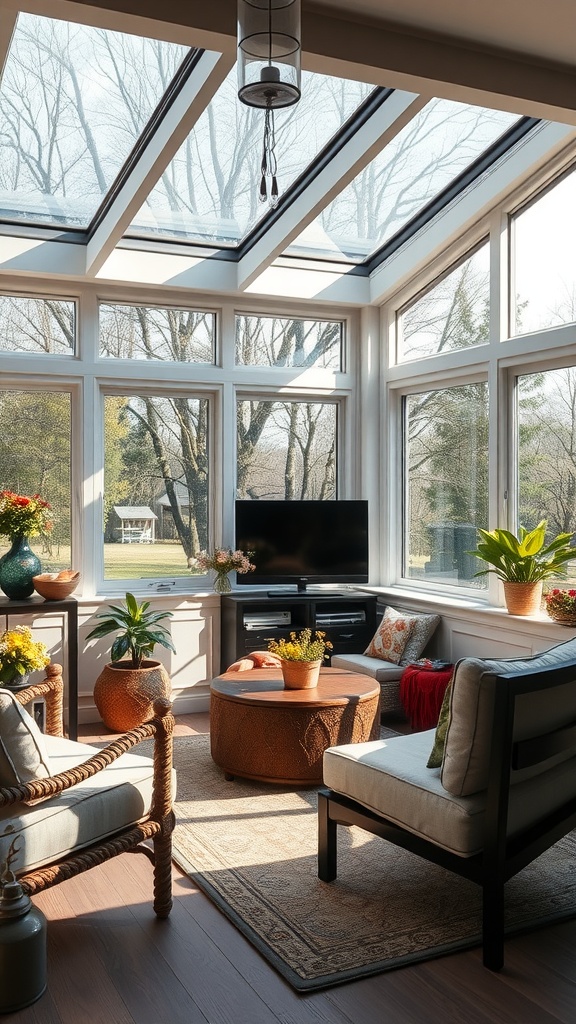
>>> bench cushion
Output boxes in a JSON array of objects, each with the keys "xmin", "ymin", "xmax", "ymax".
[
  {"xmin": 442, "ymin": 636, "xmax": 576, "ymax": 796},
  {"xmin": 330, "ymin": 653, "xmax": 403, "ymax": 682},
  {"xmin": 0, "ymin": 735, "xmax": 174, "ymax": 875}
]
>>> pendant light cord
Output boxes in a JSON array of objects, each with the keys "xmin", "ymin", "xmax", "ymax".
[{"xmin": 259, "ymin": 103, "xmax": 279, "ymax": 206}]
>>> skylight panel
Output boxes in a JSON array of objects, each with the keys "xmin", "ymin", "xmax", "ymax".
[
  {"xmin": 285, "ymin": 100, "xmax": 520, "ymax": 262},
  {"xmin": 0, "ymin": 14, "xmax": 189, "ymax": 229},
  {"xmin": 126, "ymin": 68, "xmax": 374, "ymax": 246}
]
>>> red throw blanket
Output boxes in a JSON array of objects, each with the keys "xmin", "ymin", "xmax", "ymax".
[{"xmin": 399, "ymin": 665, "xmax": 454, "ymax": 730}]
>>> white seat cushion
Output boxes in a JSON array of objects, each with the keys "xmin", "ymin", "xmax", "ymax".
[
  {"xmin": 0, "ymin": 735, "xmax": 176, "ymax": 875},
  {"xmin": 323, "ymin": 732, "xmax": 576, "ymax": 858},
  {"xmin": 331, "ymin": 654, "xmax": 403, "ymax": 682}
]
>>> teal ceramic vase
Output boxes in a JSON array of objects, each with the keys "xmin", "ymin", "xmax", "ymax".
[{"xmin": 0, "ymin": 536, "xmax": 41, "ymax": 599}]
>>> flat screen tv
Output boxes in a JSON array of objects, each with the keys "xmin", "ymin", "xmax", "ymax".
[{"xmin": 235, "ymin": 499, "xmax": 369, "ymax": 592}]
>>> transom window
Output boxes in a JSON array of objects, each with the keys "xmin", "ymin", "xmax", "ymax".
[{"xmin": 235, "ymin": 315, "xmax": 342, "ymax": 369}]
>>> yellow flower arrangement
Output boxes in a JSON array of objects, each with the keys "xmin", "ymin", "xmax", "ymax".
[
  {"xmin": 0, "ymin": 626, "xmax": 50, "ymax": 685},
  {"xmin": 268, "ymin": 627, "xmax": 332, "ymax": 663}
]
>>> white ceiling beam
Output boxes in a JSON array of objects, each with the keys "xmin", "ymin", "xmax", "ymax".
[
  {"xmin": 0, "ymin": 234, "xmax": 86, "ymax": 278},
  {"xmin": 369, "ymin": 120, "xmax": 576, "ymax": 305},
  {"xmin": 84, "ymin": 50, "xmax": 234, "ymax": 277},
  {"xmin": 237, "ymin": 90, "xmax": 426, "ymax": 291},
  {"xmin": 95, "ymin": 246, "xmax": 239, "ymax": 294}
]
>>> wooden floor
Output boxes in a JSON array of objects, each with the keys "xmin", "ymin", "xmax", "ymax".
[{"xmin": 6, "ymin": 713, "xmax": 576, "ymax": 1023}]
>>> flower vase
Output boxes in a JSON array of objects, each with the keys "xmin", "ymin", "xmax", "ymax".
[
  {"xmin": 0, "ymin": 535, "xmax": 41, "ymax": 599},
  {"xmin": 213, "ymin": 571, "xmax": 232, "ymax": 594}
]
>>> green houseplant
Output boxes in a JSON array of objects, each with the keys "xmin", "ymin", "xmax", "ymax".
[
  {"xmin": 86, "ymin": 593, "xmax": 176, "ymax": 731},
  {"xmin": 468, "ymin": 520, "xmax": 576, "ymax": 615}
]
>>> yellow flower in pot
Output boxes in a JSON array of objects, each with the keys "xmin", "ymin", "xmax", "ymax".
[
  {"xmin": 0, "ymin": 625, "xmax": 50, "ymax": 688},
  {"xmin": 268, "ymin": 628, "xmax": 333, "ymax": 689},
  {"xmin": 86, "ymin": 593, "xmax": 176, "ymax": 731}
]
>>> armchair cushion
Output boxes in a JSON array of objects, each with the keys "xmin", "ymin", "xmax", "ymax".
[
  {"xmin": 0, "ymin": 688, "xmax": 51, "ymax": 788},
  {"xmin": 0, "ymin": 735, "xmax": 169, "ymax": 875},
  {"xmin": 442, "ymin": 636, "xmax": 576, "ymax": 797}
]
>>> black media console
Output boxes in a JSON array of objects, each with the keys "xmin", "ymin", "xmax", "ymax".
[{"xmin": 220, "ymin": 590, "xmax": 377, "ymax": 673}]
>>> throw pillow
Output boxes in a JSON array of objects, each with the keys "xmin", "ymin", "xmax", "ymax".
[
  {"xmin": 0, "ymin": 688, "xmax": 52, "ymax": 788},
  {"xmin": 426, "ymin": 679, "xmax": 453, "ymax": 768},
  {"xmin": 364, "ymin": 606, "xmax": 418, "ymax": 664},
  {"xmin": 400, "ymin": 611, "xmax": 441, "ymax": 665}
]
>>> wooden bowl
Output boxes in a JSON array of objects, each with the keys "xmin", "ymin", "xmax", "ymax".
[{"xmin": 33, "ymin": 572, "xmax": 81, "ymax": 600}]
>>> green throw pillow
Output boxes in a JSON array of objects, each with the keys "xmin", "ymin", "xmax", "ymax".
[{"xmin": 426, "ymin": 682, "xmax": 452, "ymax": 769}]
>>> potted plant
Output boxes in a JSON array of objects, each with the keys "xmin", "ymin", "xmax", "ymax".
[
  {"xmin": 544, "ymin": 588, "xmax": 576, "ymax": 625},
  {"xmin": 0, "ymin": 625, "xmax": 50, "ymax": 688},
  {"xmin": 468, "ymin": 520, "xmax": 576, "ymax": 615},
  {"xmin": 267, "ymin": 627, "xmax": 333, "ymax": 689},
  {"xmin": 86, "ymin": 593, "xmax": 176, "ymax": 731}
]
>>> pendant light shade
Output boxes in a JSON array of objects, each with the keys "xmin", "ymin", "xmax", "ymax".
[{"xmin": 237, "ymin": 0, "xmax": 301, "ymax": 109}]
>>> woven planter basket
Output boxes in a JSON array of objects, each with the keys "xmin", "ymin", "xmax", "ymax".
[
  {"xmin": 93, "ymin": 660, "xmax": 171, "ymax": 732},
  {"xmin": 503, "ymin": 581, "xmax": 543, "ymax": 616},
  {"xmin": 546, "ymin": 607, "xmax": 576, "ymax": 626}
]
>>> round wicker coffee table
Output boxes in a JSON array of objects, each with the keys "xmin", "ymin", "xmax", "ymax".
[{"xmin": 209, "ymin": 666, "xmax": 380, "ymax": 785}]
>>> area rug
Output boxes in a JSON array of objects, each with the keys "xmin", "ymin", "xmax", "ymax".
[{"xmin": 170, "ymin": 732, "xmax": 576, "ymax": 992}]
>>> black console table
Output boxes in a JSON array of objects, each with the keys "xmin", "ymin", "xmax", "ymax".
[
  {"xmin": 220, "ymin": 590, "xmax": 377, "ymax": 673},
  {"xmin": 0, "ymin": 595, "xmax": 78, "ymax": 740}
]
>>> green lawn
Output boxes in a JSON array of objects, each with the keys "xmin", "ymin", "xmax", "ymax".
[{"xmin": 17, "ymin": 542, "xmax": 196, "ymax": 581}]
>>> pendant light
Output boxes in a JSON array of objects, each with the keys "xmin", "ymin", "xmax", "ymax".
[{"xmin": 237, "ymin": 0, "xmax": 301, "ymax": 206}]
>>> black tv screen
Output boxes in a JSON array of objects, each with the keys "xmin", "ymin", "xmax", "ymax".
[{"xmin": 235, "ymin": 500, "xmax": 369, "ymax": 592}]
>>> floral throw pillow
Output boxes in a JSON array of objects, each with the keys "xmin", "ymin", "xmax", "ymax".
[{"xmin": 364, "ymin": 607, "xmax": 418, "ymax": 664}]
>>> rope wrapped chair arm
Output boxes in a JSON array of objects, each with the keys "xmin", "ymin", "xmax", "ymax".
[
  {"xmin": 14, "ymin": 662, "xmax": 64, "ymax": 736},
  {"xmin": 0, "ymin": 698, "xmax": 174, "ymax": 810}
]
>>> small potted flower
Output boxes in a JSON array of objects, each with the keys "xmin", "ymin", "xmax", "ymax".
[
  {"xmin": 0, "ymin": 625, "xmax": 50, "ymax": 688},
  {"xmin": 0, "ymin": 490, "xmax": 54, "ymax": 599},
  {"xmin": 544, "ymin": 588, "xmax": 576, "ymax": 626},
  {"xmin": 190, "ymin": 547, "xmax": 255, "ymax": 593},
  {"xmin": 267, "ymin": 627, "xmax": 333, "ymax": 689}
]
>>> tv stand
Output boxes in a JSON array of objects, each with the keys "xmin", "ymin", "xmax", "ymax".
[{"xmin": 220, "ymin": 590, "xmax": 377, "ymax": 674}]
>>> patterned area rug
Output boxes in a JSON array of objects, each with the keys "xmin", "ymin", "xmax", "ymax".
[{"xmin": 170, "ymin": 731, "xmax": 576, "ymax": 992}]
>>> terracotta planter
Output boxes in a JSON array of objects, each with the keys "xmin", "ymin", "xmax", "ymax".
[
  {"xmin": 280, "ymin": 659, "xmax": 321, "ymax": 690},
  {"xmin": 93, "ymin": 659, "xmax": 171, "ymax": 732},
  {"xmin": 503, "ymin": 581, "xmax": 543, "ymax": 616}
]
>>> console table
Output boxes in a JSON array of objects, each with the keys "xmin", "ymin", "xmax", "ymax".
[{"xmin": 0, "ymin": 595, "xmax": 78, "ymax": 740}]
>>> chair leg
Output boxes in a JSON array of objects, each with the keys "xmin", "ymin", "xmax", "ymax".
[
  {"xmin": 152, "ymin": 832, "xmax": 173, "ymax": 918},
  {"xmin": 318, "ymin": 790, "xmax": 338, "ymax": 882},
  {"xmin": 482, "ymin": 879, "xmax": 505, "ymax": 971}
]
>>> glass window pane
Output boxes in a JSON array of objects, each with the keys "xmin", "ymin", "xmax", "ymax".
[
  {"xmin": 0, "ymin": 390, "xmax": 72, "ymax": 571},
  {"xmin": 0, "ymin": 295, "xmax": 75, "ymax": 355},
  {"xmin": 398, "ymin": 244, "xmax": 490, "ymax": 362},
  {"xmin": 237, "ymin": 400, "xmax": 337, "ymax": 499},
  {"xmin": 0, "ymin": 14, "xmax": 188, "ymax": 228},
  {"xmin": 100, "ymin": 304, "xmax": 215, "ymax": 362},
  {"xmin": 235, "ymin": 315, "xmax": 342, "ymax": 368},
  {"xmin": 103, "ymin": 394, "xmax": 209, "ymax": 580},
  {"xmin": 128, "ymin": 69, "xmax": 374, "ymax": 245},
  {"xmin": 287, "ymin": 100, "xmax": 519, "ymax": 261},
  {"xmin": 517, "ymin": 367, "xmax": 576, "ymax": 585},
  {"xmin": 513, "ymin": 171, "xmax": 576, "ymax": 336},
  {"xmin": 404, "ymin": 383, "xmax": 488, "ymax": 588}
]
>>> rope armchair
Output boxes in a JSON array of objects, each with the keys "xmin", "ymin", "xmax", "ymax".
[{"xmin": 0, "ymin": 663, "xmax": 175, "ymax": 918}]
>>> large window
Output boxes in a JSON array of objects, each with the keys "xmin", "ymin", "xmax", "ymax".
[
  {"xmin": 235, "ymin": 315, "xmax": 342, "ymax": 369},
  {"xmin": 103, "ymin": 393, "xmax": 210, "ymax": 581},
  {"xmin": 0, "ymin": 389, "xmax": 71, "ymax": 570},
  {"xmin": 403, "ymin": 383, "xmax": 488, "ymax": 588},
  {"xmin": 398, "ymin": 244, "xmax": 490, "ymax": 362},
  {"xmin": 512, "ymin": 168, "xmax": 576, "ymax": 336},
  {"xmin": 236, "ymin": 400, "xmax": 338, "ymax": 500},
  {"xmin": 99, "ymin": 303, "xmax": 216, "ymax": 363},
  {"xmin": 517, "ymin": 367, "xmax": 576, "ymax": 581}
]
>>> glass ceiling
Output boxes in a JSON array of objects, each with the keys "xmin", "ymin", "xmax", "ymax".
[{"xmin": 0, "ymin": 9, "xmax": 543, "ymax": 276}]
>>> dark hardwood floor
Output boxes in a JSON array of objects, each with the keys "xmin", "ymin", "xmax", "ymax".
[{"xmin": 6, "ymin": 713, "xmax": 576, "ymax": 1023}]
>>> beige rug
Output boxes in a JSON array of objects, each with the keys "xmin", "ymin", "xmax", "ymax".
[{"xmin": 170, "ymin": 732, "xmax": 576, "ymax": 991}]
